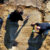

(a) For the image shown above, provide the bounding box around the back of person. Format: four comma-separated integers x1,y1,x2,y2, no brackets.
8,10,23,22
36,23,50,29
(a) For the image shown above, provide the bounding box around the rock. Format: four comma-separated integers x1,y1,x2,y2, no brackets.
7,0,44,9
44,12,50,22
45,1,50,12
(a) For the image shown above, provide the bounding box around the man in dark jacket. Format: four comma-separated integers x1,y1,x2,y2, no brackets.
31,22,50,35
4,7,23,48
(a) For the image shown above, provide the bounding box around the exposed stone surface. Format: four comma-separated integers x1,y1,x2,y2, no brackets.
4,0,45,9
45,1,50,12
45,12,50,22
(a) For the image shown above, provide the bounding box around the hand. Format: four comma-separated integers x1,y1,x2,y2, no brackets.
36,26,41,30
31,23,35,26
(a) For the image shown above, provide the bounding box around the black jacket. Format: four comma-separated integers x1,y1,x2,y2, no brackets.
36,23,50,30
8,10,23,22
0,0,4,4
